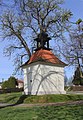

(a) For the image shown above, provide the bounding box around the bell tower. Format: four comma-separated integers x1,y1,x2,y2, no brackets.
34,32,52,51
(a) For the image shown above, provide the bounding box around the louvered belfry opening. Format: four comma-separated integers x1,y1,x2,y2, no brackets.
34,32,52,51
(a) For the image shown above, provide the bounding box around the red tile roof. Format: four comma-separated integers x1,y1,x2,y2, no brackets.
17,80,24,83
24,49,67,66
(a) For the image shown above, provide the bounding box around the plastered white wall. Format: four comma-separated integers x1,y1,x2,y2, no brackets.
23,63,66,95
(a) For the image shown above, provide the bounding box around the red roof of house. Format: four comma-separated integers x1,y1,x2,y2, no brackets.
17,80,24,83
23,49,67,66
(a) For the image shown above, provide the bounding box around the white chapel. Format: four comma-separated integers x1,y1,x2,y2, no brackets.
22,32,66,95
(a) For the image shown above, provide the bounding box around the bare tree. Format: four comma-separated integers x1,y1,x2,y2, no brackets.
58,19,83,68
0,0,72,73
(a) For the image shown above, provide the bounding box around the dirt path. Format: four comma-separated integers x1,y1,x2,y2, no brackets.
13,100,83,107
0,100,83,108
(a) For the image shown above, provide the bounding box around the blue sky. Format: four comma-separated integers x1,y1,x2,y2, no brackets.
63,0,83,20
0,0,83,81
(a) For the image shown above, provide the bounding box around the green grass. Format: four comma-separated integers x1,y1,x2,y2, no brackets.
0,92,83,104
0,92,83,119
0,92,22,103
24,94,83,104
0,105,83,120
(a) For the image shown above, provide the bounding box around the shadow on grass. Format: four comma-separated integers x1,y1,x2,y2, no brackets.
15,95,27,105
0,95,28,109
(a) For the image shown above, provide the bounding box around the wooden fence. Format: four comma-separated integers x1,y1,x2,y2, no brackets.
71,86,83,91
0,88,23,94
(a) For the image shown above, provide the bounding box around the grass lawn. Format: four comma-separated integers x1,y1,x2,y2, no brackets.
0,105,83,120
0,92,83,119
0,92,83,104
